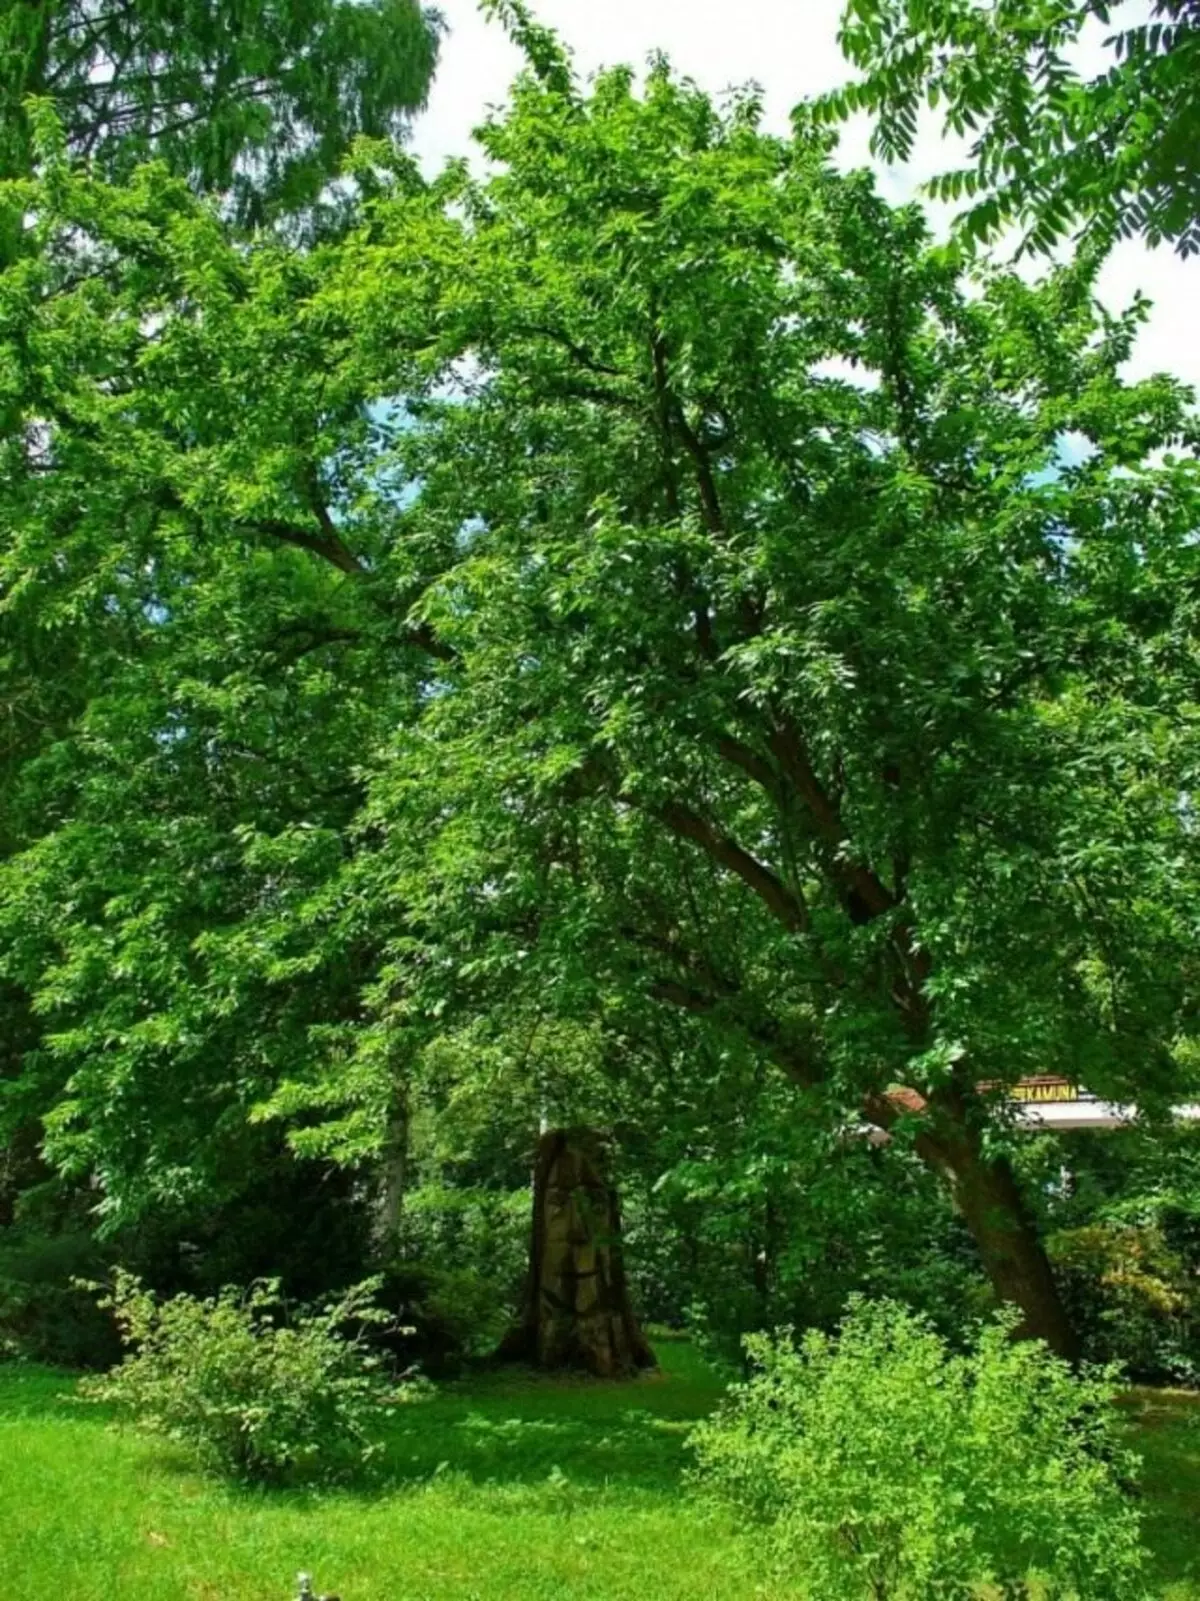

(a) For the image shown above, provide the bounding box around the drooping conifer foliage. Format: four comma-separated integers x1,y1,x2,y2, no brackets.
0,0,441,217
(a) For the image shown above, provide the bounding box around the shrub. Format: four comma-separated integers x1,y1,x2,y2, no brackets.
689,1298,1147,1601
1049,1222,1200,1385
373,1259,514,1374
80,1272,411,1484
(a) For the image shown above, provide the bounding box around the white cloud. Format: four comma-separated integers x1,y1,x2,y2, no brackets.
412,0,1199,392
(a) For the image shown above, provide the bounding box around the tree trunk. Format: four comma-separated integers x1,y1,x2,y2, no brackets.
912,1093,1079,1359
951,1144,1078,1357
498,1127,656,1377
372,1085,408,1254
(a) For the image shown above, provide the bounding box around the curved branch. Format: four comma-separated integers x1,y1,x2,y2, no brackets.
767,719,896,922
250,517,366,577
656,799,809,933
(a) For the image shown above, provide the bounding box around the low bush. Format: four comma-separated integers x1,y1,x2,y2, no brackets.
689,1297,1147,1601
80,1272,412,1484
373,1259,515,1374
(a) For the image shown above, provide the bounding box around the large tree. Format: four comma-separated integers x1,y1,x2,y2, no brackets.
820,0,1200,256
3,20,1199,1350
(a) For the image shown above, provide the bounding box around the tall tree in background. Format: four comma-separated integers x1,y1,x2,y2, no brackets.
0,0,440,1233
3,24,1199,1353
0,0,441,218
820,0,1200,256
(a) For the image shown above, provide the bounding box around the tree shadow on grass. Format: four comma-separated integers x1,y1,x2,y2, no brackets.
377,1391,694,1494
370,1339,726,1494
311,1342,729,1501
0,1362,90,1422
1,1342,730,1505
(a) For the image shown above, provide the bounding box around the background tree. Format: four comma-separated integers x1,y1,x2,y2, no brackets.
325,51,1198,1351
0,0,442,1327
0,0,441,218
820,0,1200,256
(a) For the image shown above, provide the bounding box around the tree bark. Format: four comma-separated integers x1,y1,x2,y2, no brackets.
903,1091,1079,1359
962,1162,1077,1355
498,1127,656,1377
372,1085,408,1254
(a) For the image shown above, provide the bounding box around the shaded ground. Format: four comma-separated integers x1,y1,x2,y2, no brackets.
2,1339,1199,1599
1122,1388,1200,1599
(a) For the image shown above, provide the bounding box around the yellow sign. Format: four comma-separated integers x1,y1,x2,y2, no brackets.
1010,1080,1080,1105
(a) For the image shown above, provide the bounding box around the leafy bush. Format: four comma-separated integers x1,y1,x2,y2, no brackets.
0,1226,121,1369
371,1259,515,1374
690,1298,1147,1600
80,1272,411,1484
1049,1222,1200,1386
376,1183,529,1370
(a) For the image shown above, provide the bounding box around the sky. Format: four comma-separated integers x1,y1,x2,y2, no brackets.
407,0,1199,392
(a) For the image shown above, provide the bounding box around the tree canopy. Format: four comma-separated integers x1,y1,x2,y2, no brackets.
820,0,1200,256
4,23,1199,1352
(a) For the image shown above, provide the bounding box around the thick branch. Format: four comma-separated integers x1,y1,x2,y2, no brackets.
715,733,780,797
517,325,625,378
670,396,726,535
245,521,455,661
404,619,457,662
649,329,683,521
767,720,896,922
657,800,808,933
269,626,362,666
649,328,726,535
648,974,821,1087
253,517,366,577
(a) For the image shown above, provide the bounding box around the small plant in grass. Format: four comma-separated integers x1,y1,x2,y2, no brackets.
80,1271,413,1484
689,1297,1148,1600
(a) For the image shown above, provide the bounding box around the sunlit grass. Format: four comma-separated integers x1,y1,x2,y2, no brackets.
2,1338,795,1601
3,1342,1198,1600
1122,1388,1200,1599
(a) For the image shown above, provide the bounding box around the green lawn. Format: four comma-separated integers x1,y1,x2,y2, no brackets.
1121,1389,1200,1600
3,1340,1199,1601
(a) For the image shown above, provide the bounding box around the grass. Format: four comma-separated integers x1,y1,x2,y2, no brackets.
2,1336,793,1601
2,1339,1199,1601
1121,1388,1200,1599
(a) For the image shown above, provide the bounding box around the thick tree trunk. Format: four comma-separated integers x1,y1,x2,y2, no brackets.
952,1147,1077,1356
909,1092,1079,1359
498,1127,656,1377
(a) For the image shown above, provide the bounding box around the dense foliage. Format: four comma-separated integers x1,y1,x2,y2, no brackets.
1021,1124,1200,1382
2,14,1199,1355
3,14,1200,1600
821,0,1200,255
1,0,1200,1432
0,1221,119,1368
0,0,441,219
691,1299,1147,1599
